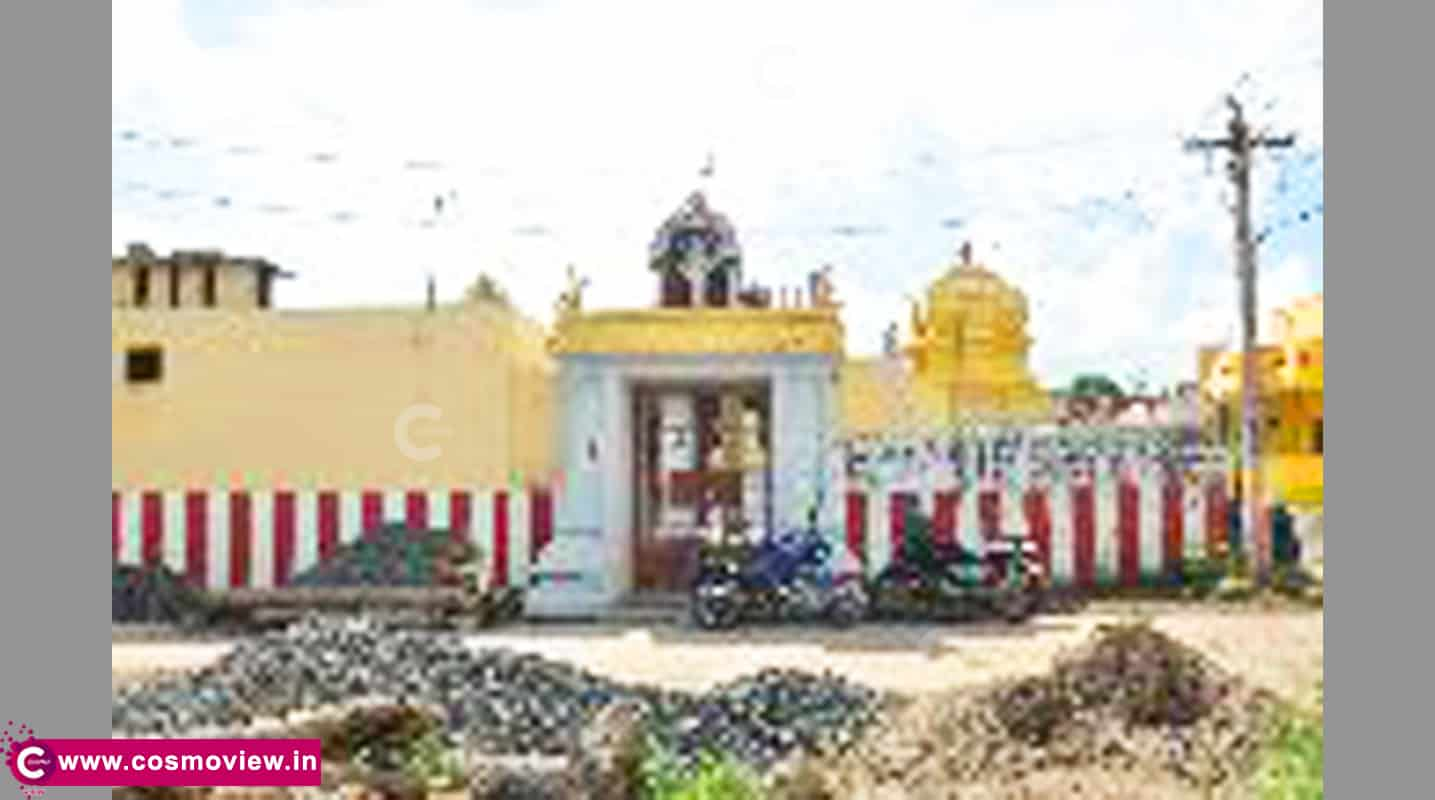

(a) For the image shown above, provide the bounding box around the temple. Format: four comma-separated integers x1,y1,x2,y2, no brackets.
528,195,1069,612
117,190,1274,614
534,191,846,613
841,242,1051,435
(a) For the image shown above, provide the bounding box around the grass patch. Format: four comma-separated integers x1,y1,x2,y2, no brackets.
640,737,765,800
1255,684,1323,800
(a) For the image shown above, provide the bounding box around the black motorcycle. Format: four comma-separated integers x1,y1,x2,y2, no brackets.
870,506,1045,623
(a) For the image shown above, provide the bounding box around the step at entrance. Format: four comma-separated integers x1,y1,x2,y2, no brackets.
606,592,688,625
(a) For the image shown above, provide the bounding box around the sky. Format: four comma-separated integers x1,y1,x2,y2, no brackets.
111,0,1324,390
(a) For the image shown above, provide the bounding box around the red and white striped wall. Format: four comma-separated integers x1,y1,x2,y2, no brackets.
842,473,1231,588
111,487,555,592
114,476,1230,594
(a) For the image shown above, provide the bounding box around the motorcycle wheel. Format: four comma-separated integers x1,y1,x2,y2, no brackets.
827,587,867,629
503,588,526,622
692,578,744,631
995,589,1037,624
870,567,915,620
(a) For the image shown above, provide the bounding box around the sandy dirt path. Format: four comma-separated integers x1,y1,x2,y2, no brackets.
112,602,1323,703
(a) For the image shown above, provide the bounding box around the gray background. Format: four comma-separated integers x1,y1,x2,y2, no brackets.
1,4,112,800
0,1,1409,796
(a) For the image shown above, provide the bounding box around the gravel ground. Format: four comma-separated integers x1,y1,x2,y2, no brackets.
113,601,1322,707
110,603,1321,800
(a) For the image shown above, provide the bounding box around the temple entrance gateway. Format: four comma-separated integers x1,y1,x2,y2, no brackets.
529,190,845,617
631,381,772,593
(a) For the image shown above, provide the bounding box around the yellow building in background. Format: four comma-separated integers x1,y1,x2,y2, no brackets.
112,244,555,490
842,243,1051,434
1198,294,1323,508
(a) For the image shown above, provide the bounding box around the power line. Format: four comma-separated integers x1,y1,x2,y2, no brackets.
111,119,1189,185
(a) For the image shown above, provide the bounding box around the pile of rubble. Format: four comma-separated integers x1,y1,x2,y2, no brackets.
772,622,1284,799
112,564,217,625
288,526,471,589
112,617,880,775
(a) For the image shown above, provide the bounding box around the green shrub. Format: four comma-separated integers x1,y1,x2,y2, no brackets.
1179,556,1227,594
400,729,467,790
640,737,765,800
1256,699,1323,800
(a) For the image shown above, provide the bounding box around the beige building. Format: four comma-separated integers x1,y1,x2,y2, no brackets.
112,244,555,490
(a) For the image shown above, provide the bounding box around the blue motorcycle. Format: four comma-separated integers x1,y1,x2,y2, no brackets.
690,513,868,631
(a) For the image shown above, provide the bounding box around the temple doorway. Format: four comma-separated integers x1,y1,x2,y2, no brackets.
631,381,772,593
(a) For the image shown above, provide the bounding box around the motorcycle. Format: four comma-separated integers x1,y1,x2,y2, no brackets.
870,506,1046,623
690,511,868,631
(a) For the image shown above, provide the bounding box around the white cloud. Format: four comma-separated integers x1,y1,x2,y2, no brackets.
112,0,1323,387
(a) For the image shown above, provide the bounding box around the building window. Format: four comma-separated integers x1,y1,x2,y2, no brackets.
169,264,182,308
1217,404,1230,444
257,271,272,309
1313,418,1323,454
202,266,217,307
124,347,164,384
133,267,151,307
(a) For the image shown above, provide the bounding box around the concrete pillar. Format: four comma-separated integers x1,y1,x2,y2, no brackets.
770,360,840,533
527,363,621,616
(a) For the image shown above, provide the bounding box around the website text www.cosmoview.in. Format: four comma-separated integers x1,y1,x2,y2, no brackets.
8,738,323,788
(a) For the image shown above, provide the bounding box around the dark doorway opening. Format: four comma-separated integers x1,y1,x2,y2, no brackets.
631,380,771,593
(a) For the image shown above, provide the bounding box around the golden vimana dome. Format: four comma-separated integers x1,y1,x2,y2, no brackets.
903,242,1050,424
924,241,1030,318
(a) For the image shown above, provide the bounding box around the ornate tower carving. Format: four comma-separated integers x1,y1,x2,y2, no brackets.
649,192,743,308
904,242,1049,423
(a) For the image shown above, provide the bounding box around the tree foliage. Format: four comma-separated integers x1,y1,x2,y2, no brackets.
464,272,512,307
1068,373,1126,399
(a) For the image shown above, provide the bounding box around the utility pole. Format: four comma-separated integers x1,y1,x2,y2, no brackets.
1185,95,1294,585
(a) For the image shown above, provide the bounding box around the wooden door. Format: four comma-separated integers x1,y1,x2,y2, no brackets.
632,389,704,592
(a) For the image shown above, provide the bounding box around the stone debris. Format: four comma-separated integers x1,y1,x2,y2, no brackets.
288,527,472,590
113,564,217,625
113,619,1295,798
113,617,880,774
466,755,576,800
770,622,1283,799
